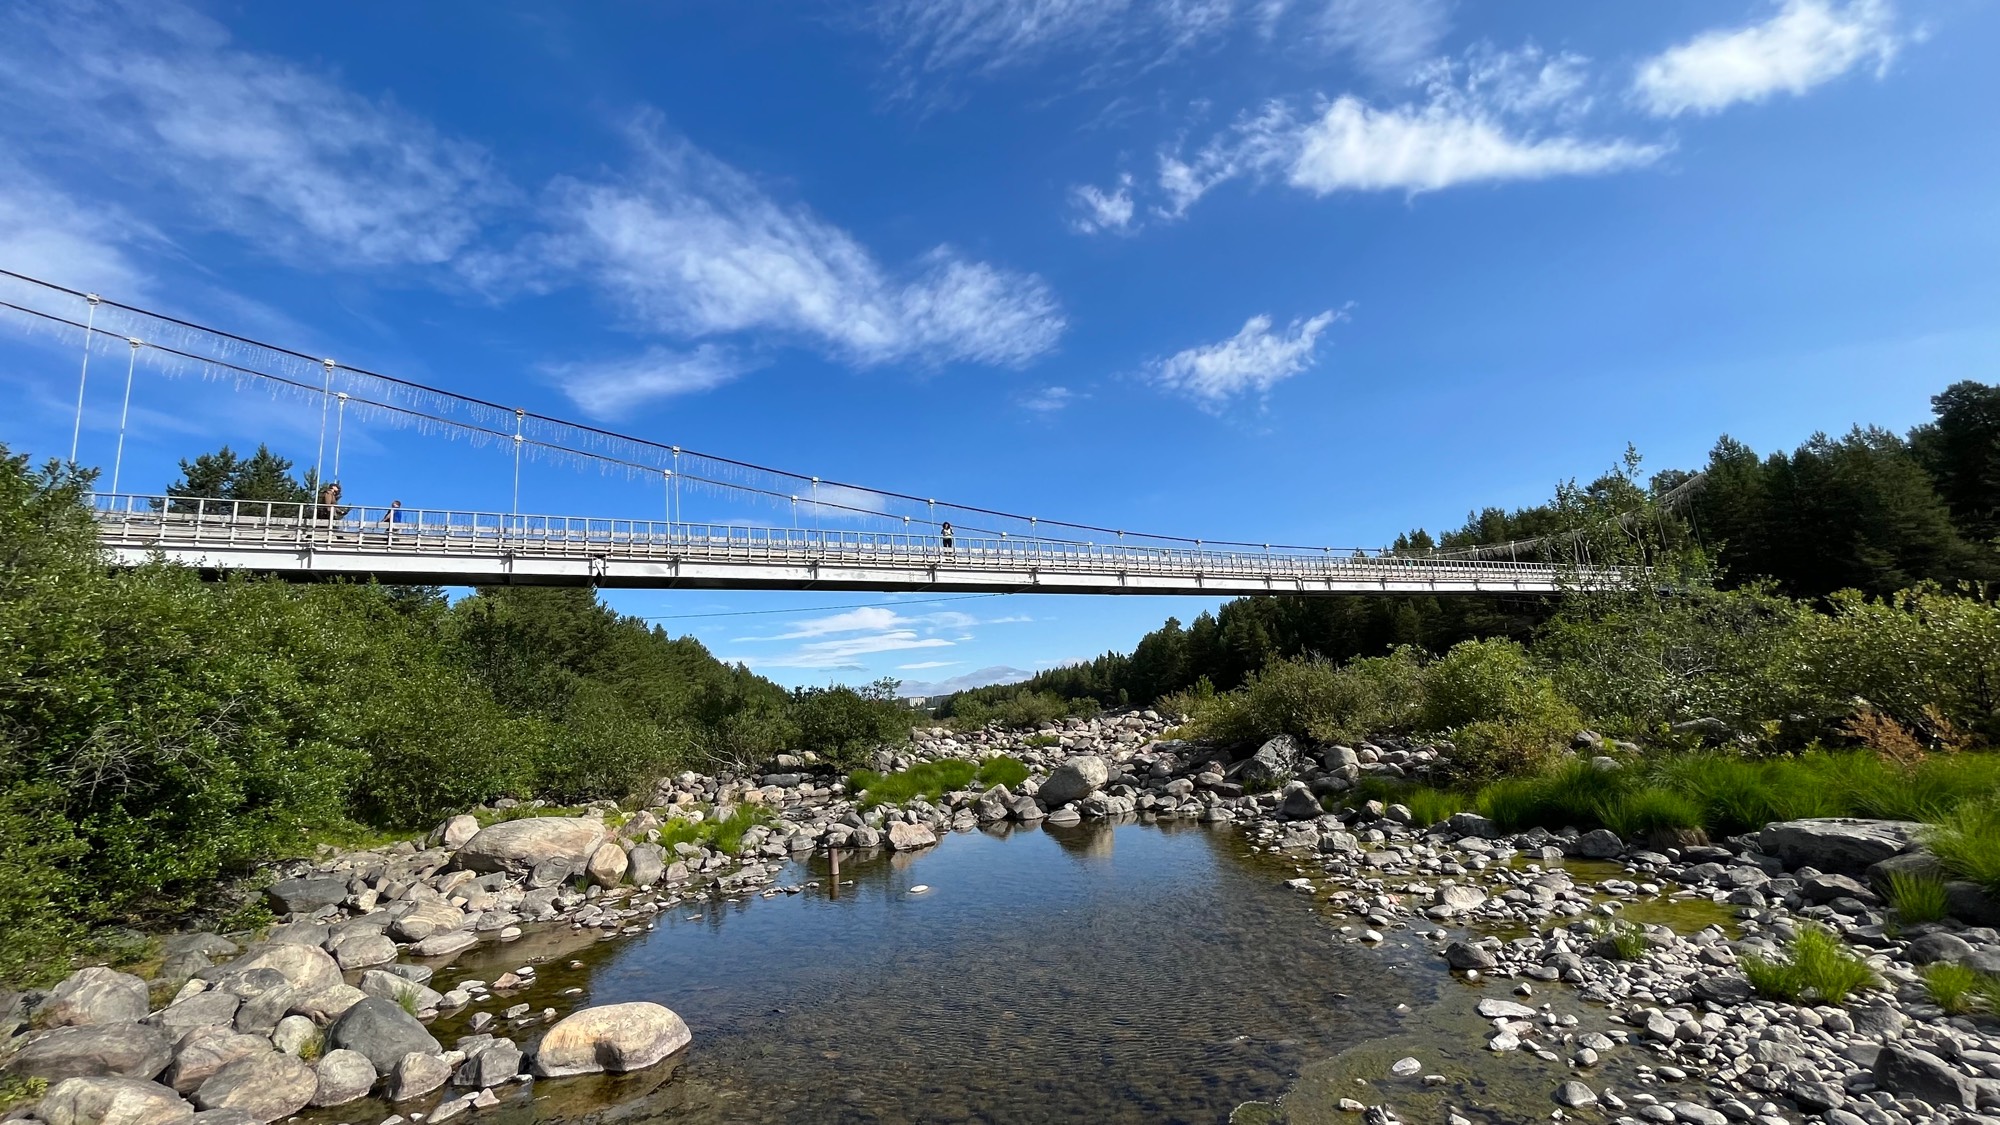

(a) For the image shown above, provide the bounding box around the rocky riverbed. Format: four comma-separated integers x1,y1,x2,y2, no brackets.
6,713,2000,1125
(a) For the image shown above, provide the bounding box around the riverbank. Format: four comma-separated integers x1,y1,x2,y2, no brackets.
7,714,2000,1125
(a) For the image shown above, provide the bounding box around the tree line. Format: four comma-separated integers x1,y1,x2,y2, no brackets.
0,444,911,982
940,380,1999,718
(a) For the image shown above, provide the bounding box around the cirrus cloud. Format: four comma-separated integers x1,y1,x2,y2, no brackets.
1634,0,1903,118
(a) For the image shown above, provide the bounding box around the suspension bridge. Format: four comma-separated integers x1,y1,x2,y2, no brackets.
4,269,1607,596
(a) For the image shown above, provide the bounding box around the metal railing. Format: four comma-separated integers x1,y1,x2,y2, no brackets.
88,493,1597,586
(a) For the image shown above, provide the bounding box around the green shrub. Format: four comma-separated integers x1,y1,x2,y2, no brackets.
1923,962,1983,1014
1741,926,1878,1005
1420,639,1544,731
790,685,912,769
1928,800,2000,893
1887,871,1950,924
654,803,776,855
1433,717,1571,790
947,690,1095,731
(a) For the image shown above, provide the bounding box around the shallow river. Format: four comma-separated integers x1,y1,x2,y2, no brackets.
423,819,1448,1125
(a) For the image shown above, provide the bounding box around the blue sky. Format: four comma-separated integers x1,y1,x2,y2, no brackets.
1,0,1995,693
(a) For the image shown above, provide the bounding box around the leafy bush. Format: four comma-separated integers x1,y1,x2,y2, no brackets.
1184,649,1425,747
790,685,912,769
1888,871,1950,924
656,804,774,855
1741,925,1879,1005
945,690,1095,730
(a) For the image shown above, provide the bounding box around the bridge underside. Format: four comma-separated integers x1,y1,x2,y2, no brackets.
103,545,1567,596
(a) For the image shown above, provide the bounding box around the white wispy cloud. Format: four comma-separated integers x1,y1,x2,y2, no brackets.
1069,175,1137,234
526,119,1063,371
1292,0,1452,78
0,0,505,270
897,660,961,670
869,0,1233,86
1150,309,1339,404
896,665,1034,696
1019,386,1077,413
0,161,158,298
1155,45,1662,216
1633,0,1903,117
545,345,752,416
735,632,955,671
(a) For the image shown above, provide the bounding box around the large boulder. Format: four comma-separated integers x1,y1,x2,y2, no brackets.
162,1030,268,1095
529,1003,691,1078
263,878,348,916
1874,1044,1976,1110
585,842,628,889
626,844,666,889
38,1077,192,1125
286,983,366,1024
1278,782,1321,820
453,818,607,875
8,1024,175,1082
433,815,481,851
192,1052,317,1124
1228,736,1301,791
308,1050,376,1107
1037,756,1109,808
387,1052,451,1102
453,1040,521,1088
41,969,151,1029
1758,819,1923,876
215,944,340,995
357,971,442,1013
885,822,937,851
326,929,397,972
1572,829,1624,859
144,992,240,1041
390,900,465,943
325,998,441,1074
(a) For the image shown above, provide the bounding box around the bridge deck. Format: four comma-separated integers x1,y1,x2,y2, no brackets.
90,495,1585,595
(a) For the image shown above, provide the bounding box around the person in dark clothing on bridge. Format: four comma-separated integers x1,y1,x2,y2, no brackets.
940,521,954,552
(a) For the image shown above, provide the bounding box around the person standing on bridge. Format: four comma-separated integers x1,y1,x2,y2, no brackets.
940,521,954,553
317,481,343,522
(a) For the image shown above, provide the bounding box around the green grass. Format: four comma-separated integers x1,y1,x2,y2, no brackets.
1923,963,1983,1015
1740,925,1879,1005
1466,750,2000,846
1928,800,2000,894
1601,787,1705,843
1887,871,1950,924
1022,733,1060,748
394,988,421,1017
655,803,776,855
849,757,1028,809
1590,918,1650,961
0,1077,48,1114
1404,787,1469,827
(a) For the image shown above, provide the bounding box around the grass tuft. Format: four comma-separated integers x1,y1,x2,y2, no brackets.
1589,917,1649,961
1403,787,1469,828
976,756,1031,789
655,803,776,855
849,758,1020,808
1741,925,1879,1005
1928,800,2000,894
394,987,421,1017
1887,870,1950,924
1923,962,1983,1015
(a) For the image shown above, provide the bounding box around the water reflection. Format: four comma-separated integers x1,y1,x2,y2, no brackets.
393,820,1438,1125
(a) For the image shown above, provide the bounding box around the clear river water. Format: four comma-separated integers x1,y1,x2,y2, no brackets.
406,818,1453,1125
